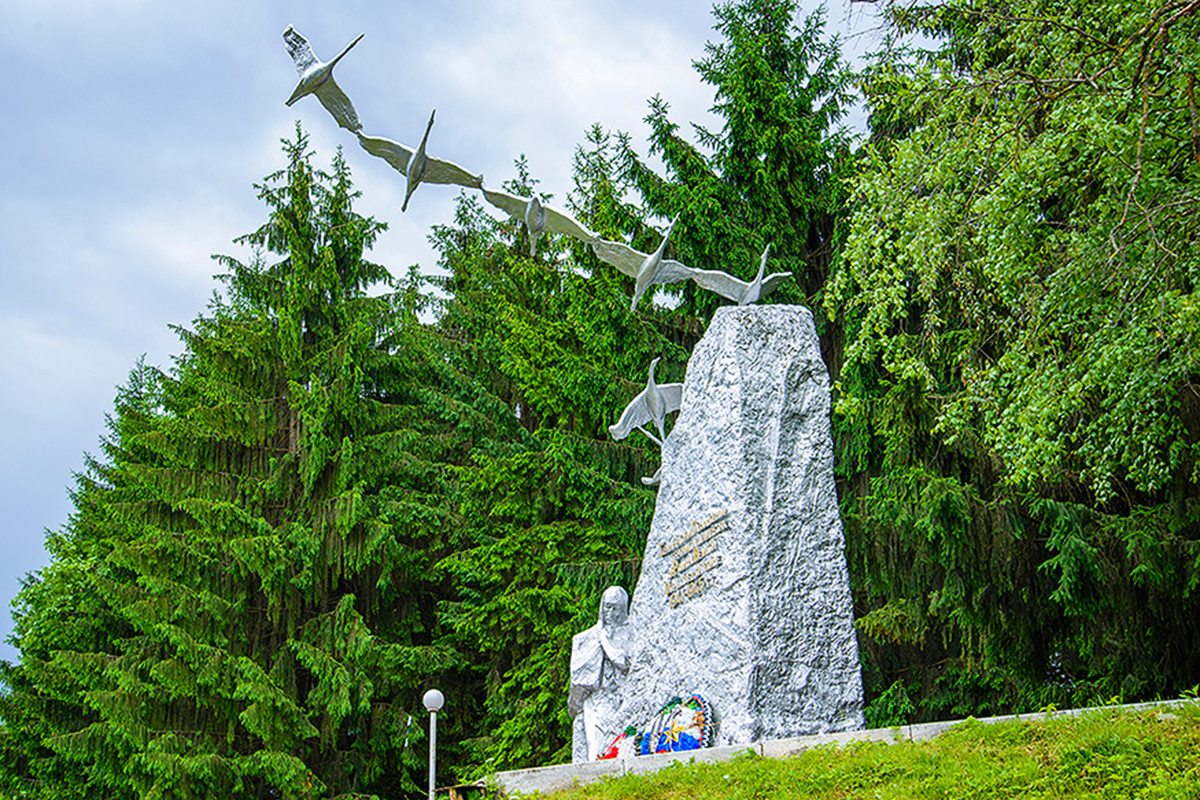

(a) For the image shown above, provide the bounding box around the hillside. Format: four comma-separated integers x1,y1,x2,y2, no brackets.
520,702,1200,799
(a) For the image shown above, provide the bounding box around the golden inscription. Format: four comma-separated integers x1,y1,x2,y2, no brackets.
663,510,727,608
659,510,730,558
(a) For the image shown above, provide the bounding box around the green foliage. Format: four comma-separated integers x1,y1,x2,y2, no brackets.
1,127,487,799
9,1,1200,790
863,679,917,728
830,0,1200,720
426,166,668,770
613,0,855,332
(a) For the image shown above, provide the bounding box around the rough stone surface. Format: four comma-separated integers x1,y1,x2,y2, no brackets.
582,305,863,759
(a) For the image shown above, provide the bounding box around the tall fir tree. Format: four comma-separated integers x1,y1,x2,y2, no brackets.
1,128,496,799
613,0,855,369
427,165,671,770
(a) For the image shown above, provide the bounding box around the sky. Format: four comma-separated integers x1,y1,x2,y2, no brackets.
0,0,888,664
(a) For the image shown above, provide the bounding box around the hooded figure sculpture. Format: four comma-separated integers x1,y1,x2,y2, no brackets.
569,586,633,762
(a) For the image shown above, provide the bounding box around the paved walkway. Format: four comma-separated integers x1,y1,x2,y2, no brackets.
489,698,1193,796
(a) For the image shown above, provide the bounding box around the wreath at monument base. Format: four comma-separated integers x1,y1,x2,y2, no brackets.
598,726,640,760
598,694,713,759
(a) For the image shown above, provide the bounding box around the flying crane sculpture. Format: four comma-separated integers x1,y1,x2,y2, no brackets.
608,357,683,485
589,217,696,311
608,357,683,447
279,27,792,312
690,245,792,306
283,26,365,132
356,110,483,212
481,187,597,255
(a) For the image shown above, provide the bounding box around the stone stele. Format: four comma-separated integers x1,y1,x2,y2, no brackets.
578,304,863,761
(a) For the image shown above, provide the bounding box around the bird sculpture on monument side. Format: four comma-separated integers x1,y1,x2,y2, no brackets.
608,358,684,487
608,357,683,446
590,217,694,312
689,244,792,306
282,26,365,132
355,110,483,212
481,186,597,255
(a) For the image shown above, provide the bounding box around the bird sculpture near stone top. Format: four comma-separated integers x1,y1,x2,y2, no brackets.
609,358,683,487
689,244,792,306
481,186,597,254
355,110,483,212
283,26,364,132
609,358,683,447
590,217,694,312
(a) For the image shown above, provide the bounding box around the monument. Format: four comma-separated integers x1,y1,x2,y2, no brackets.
277,26,864,766
571,304,864,760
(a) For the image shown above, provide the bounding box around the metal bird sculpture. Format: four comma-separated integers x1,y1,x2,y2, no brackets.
590,217,694,311
689,245,792,306
355,110,483,212
608,358,683,447
482,186,596,254
283,26,364,132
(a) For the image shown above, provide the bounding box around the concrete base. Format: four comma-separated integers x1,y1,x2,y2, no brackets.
489,698,1194,796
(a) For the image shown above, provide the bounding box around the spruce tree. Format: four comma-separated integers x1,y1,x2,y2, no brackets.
427,171,670,769
2,128,486,799
613,0,855,362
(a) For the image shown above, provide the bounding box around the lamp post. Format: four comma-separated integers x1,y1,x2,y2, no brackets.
422,688,445,800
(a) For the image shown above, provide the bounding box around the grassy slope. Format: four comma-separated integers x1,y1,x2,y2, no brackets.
534,704,1200,799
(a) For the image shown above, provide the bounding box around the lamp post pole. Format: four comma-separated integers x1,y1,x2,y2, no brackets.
422,689,445,800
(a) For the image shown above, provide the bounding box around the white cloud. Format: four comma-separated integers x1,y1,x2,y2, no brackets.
0,315,129,424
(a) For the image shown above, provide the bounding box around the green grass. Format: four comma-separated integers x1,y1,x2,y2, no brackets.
533,705,1200,799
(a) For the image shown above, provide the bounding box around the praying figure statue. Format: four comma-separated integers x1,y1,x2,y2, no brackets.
569,586,632,762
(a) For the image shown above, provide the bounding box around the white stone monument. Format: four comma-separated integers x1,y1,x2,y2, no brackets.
572,304,863,761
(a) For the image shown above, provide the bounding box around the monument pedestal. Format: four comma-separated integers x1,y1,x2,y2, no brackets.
578,305,862,759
